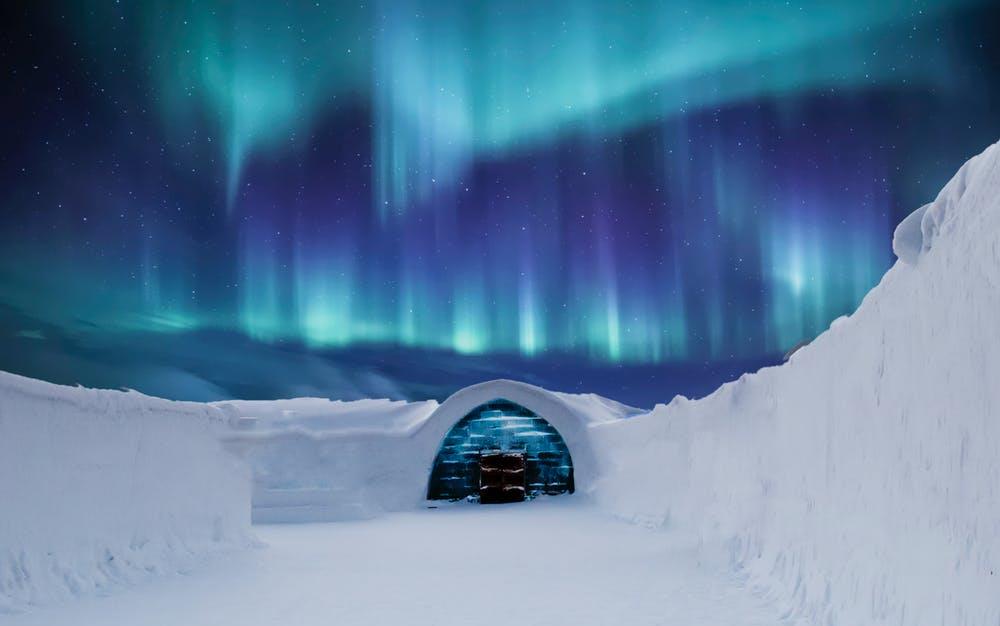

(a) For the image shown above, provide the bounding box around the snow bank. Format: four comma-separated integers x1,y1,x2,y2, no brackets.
223,379,638,522
219,397,439,522
592,141,1000,625
0,372,250,612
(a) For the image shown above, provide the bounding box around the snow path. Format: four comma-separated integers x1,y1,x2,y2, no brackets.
3,500,789,626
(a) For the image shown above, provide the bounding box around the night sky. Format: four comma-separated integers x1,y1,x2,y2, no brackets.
1,1,998,407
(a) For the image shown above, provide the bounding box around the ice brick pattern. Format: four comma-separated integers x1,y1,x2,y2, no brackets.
427,399,574,501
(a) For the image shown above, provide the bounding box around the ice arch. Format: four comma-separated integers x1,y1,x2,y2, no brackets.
427,398,574,501
419,379,603,501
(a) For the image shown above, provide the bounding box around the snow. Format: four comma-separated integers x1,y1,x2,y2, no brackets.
0,372,251,613
891,203,929,264
213,397,439,435
592,140,1000,625
893,143,999,266
0,500,789,626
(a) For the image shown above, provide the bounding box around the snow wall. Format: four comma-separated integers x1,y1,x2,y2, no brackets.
0,372,251,611
591,141,1000,626
217,397,440,522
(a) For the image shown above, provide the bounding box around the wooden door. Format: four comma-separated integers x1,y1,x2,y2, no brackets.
479,451,526,504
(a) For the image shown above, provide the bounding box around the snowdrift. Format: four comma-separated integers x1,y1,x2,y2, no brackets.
0,372,251,612
592,141,1000,625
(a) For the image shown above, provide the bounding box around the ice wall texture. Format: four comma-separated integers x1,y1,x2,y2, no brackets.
592,141,1000,625
427,399,574,501
0,372,251,611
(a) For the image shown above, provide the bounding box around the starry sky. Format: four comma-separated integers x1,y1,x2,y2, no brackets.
1,1,998,406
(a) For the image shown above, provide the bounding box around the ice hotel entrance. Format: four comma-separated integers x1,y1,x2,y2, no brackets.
426,399,575,503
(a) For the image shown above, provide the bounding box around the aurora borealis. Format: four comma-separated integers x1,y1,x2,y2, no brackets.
1,1,999,404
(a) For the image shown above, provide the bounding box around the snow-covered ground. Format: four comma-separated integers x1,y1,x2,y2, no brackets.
1,500,791,626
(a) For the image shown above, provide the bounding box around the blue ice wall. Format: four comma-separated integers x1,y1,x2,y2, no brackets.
427,398,574,501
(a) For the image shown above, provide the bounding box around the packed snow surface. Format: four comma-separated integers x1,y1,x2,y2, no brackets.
0,501,790,626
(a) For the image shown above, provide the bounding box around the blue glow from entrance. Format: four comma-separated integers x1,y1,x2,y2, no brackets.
427,399,574,501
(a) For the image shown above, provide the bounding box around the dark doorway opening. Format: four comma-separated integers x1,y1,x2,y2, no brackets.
479,451,526,504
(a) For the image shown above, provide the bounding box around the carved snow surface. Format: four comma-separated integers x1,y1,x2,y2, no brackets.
595,140,1000,626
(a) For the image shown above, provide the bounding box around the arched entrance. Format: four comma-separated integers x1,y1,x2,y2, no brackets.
427,398,575,503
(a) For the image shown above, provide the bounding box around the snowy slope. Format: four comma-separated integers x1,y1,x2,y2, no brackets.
551,390,646,424
0,372,251,612
3,141,997,622
592,141,1000,625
